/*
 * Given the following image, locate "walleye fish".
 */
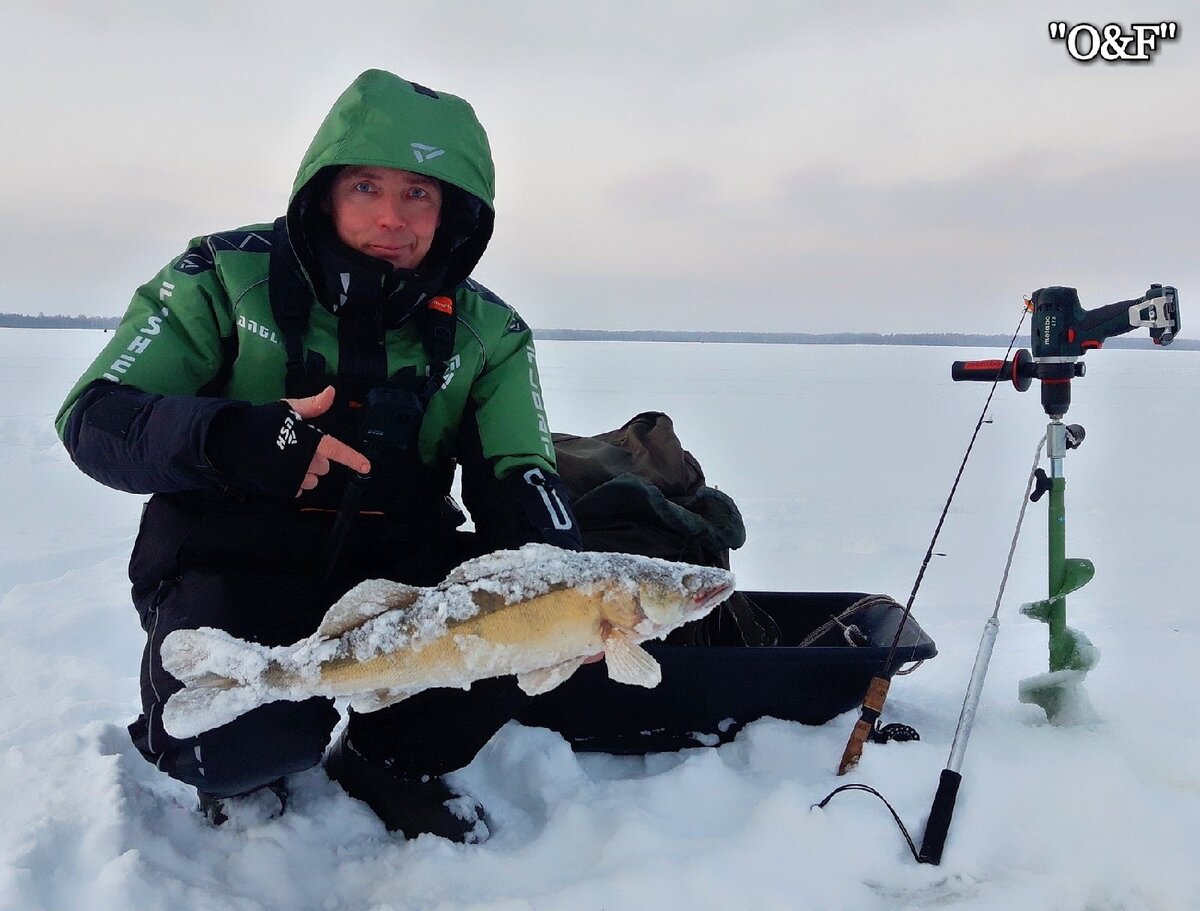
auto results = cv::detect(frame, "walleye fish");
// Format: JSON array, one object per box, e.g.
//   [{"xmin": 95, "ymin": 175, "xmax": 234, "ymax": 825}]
[{"xmin": 160, "ymin": 544, "xmax": 735, "ymax": 738}]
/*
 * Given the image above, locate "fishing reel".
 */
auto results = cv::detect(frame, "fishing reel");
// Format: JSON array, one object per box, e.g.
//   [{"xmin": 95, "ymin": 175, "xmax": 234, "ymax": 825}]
[{"xmin": 951, "ymin": 284, "xmax": 1180, "ymax": 416}]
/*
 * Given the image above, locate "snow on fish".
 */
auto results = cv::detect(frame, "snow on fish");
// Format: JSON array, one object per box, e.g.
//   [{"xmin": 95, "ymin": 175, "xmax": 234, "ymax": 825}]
[{"xmin": 160, "ymin": 544, "xmax": 735, "ymax": 738}]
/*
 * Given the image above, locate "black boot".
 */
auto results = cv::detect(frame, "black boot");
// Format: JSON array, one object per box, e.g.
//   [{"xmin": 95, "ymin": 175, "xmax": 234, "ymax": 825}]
[
  {"xmin": 198, "ymin": 777, "xmax": 289, "ymax": 826},
  {"xmin": 324, "ymin": 732, "xmax": 488, "ymax": 843}
]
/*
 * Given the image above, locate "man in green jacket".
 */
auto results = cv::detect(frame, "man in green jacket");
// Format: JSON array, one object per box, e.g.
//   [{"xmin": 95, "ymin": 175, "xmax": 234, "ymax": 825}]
[{"xmin": 56, "ymin": 70, "xmax": 581, "ymax": 841}]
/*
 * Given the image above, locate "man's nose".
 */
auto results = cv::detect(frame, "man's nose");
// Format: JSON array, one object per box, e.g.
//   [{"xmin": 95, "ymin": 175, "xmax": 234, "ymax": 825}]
[{"xmin": 377, "ymin": 195, "xmax": 408, "ymax": 229}]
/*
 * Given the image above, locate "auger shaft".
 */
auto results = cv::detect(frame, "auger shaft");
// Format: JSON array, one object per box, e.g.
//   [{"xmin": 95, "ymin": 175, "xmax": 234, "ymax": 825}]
[
  {"xmin": 1046, "ymin": 423, "xmax": 1071, "ymax": 671},
  {"xmin": 1019, "ymin": 419, "xmax": 1099, "ymax": 721}
]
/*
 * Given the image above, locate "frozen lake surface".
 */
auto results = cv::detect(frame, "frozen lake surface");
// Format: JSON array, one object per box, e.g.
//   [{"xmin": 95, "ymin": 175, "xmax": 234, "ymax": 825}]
[{"xmin": 1, "ymin": 328, "xmax": 1197, "ymax": 910}]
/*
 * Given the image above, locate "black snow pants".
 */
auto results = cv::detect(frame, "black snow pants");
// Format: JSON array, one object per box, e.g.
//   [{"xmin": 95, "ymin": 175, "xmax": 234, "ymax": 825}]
[{"xmin": 127, "ymin": 493, "xmax": 532, "ymax": 798}]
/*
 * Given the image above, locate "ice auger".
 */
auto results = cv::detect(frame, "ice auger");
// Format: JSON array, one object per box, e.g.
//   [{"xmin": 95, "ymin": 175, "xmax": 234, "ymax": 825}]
[
  {"xmin": 950, "ymin": 283, "xmax": 1178, "ymax": 721},
  {"xmin": 827, "ymin": 284, "xmax": 1180, "ymax": 866}
]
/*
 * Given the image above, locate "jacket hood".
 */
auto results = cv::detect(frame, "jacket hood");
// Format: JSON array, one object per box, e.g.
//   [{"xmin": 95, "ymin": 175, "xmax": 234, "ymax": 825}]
[
  {"xmin": 291, "ymin": 70, "xmax": 495, "ymax": 211},
  {"xmin": 287, "ymin": 70, "xmax": 496, "ymax": 314}
]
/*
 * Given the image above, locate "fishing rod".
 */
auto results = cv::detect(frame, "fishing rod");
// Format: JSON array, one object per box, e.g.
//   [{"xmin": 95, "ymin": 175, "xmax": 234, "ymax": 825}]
[
  {"xmin": 824, "ymin": 283, "xmax": 1180, "ymax": 863},
  {"xmin": 835, "ymin": 305, "xmax": 1030, "ymax": 777}
]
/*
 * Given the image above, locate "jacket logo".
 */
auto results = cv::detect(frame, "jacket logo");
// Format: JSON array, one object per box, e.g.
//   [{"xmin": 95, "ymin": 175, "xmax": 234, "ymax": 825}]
[
  {"xmin": 101, "ymin": 306, "xmax": 168, "ymax": 383},
  {"xmin": 236, "ymin": 314, "xmax": 280, "ymax": 345},
  {"xmin": 276, "ymin": 413, "xmax": 299, "ymax": 451},
  {"xmin": 440, "ymin": 354, "xmax": 461, "ymax": 390},
  {"xmin": 410, "ymin": 142, "xmax": 445, "ymax": 163},
  {"xmin": 428, "ymin": 295, "xmax": 454, "ymax": 315},
  {"xmin": 175, "ymin": 253, "xmax": 208, "ymax": 274},
  {"xmin": 526, "ymin": 345, "xmax": 553, "ymax": 458},
  {"xmin": 523, "ymin": 467, "xmax": 574, "ymax": 531}
]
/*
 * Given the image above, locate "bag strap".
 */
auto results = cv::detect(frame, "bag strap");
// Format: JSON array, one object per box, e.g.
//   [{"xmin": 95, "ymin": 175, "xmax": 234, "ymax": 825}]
[{"xmin": 268, "ymin": 217, "xmax": 315, "ymax": 398}]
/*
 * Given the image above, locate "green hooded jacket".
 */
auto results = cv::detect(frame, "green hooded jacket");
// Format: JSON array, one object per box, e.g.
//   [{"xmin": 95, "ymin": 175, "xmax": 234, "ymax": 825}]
[{"xmin": 56, "ymin": 70, "xmax": 558, "ymax": 486}]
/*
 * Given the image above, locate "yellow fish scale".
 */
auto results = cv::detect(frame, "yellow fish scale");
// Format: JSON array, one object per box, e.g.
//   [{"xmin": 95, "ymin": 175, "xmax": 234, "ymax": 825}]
[{"xmin": 314, "ymin": 587, "xmax": 618, "ymax": 695}]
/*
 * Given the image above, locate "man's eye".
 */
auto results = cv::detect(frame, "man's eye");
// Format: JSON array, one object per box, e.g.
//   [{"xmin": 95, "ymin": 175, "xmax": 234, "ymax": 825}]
[
  {"xmin": 409, "ymin": 187, "xmax": 428, "ymax": 199},
  {"xmin": 352, "ymin": 181, "xmax": 374, "ymax": 193}
]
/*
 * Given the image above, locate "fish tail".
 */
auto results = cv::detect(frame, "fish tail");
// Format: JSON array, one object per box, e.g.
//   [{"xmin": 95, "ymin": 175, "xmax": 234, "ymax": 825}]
[
  {"xmin": 159, "ymin": 627, "xmax": 282, "ymax": 739},
  {"xmin": 160, "ymin": 626, "xmax": 269, "ymax": 685}
]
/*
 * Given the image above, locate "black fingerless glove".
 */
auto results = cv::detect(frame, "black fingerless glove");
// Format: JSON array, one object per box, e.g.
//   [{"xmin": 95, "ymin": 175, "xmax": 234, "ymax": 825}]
[{"xmin": 205, "ymin": 401, "xmax": 324, "ymax": 499}]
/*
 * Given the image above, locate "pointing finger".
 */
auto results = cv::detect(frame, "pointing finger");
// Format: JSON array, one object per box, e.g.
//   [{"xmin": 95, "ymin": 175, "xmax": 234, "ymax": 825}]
[{"xmin": 315, "ymin": 434, "xmax": 371, "ymax": 475}]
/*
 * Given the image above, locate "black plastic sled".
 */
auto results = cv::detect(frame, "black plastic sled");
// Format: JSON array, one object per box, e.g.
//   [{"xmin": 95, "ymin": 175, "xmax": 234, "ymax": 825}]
[{"xmin": 517, "ymin": 590, "xmax": 938, "ymax": 754}]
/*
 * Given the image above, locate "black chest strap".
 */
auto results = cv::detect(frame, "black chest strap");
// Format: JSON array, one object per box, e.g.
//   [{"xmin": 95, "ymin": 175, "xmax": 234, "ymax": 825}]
[
  {"xmin": 416, "ymin": 294, "xmax": 457, "ymax": 403},
  {"xmin": 267, "ymin": 217, "xmax": 316, "ymax": 398},
  {"xmin": 267, "ymin": 216, "xmax": 458, "ymax": 404}
]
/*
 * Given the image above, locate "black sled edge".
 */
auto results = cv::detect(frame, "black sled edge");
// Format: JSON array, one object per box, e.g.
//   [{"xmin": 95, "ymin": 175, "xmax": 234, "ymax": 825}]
[{"xmin": 517, "ymin": 590, "xmax": 937, "ymax": 754}]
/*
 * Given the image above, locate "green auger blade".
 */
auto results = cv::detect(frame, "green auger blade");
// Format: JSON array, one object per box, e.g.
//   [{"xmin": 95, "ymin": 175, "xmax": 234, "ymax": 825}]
[
  {"xmin": 1019, "ymin": 557, "xmax": 1100, "ymax": 724},
  {"xmin": 1020, "ymin": 558, "xmax": 1095, "ymax": 617},
  {"xmin": 1018, "ymin": 665, "xmax": 1099, "ymax": 725}
]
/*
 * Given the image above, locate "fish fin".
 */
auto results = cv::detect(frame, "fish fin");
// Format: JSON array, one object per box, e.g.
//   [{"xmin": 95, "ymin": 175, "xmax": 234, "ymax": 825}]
[
  {"xmin": 603, "ymin": 630, "xmax": 662, "ymax": 688},
  {"xmin": 190, "ymin": 672, "xmax": 239, "ymax": 689},
  {"xmin": 517, "ymin": 656, "xmax": 586, "ymax": 695},
  {"xmin": 316, "ymin": 580, "xmax": 421, "ymax": 638},
  {"xmin": 348, "ymin": 688, "xmax": 415, "ymax": 714}
]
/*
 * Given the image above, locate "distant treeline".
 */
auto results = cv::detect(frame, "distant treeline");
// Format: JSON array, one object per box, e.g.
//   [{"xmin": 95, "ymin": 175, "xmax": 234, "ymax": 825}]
[
  {"xmin": 0, "ymin": 313, "xmax": 120, "ymax": 330},
  {"xmin": 538, "ymin": 328, "xmax": 1014, "ymax": 346},
  {"xmin": 537, "ymin": 328, "xmax": 1197, "ymax": 350},
  {"xmin": 2, "ymin": 314, "xmax": 1193, "ymax": 349}
]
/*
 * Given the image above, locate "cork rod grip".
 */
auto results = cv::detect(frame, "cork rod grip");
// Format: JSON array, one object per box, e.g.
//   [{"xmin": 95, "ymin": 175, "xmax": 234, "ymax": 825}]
[{"xmin": 836, "ymin": 676, "xmax": 891, "ymax": 775}]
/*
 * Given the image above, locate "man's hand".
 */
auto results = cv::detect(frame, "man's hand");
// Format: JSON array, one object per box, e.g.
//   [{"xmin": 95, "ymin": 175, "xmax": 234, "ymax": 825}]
[
  {"xmin": 283, "ymin": 386, "xmax": 371, "ymax": 496},
  {"xmin": 205, "ymin": 386, "xmax": 370, "ymax": 500}
]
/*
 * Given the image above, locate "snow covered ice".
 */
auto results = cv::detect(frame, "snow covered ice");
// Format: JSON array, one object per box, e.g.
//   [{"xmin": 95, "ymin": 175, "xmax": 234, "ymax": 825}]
[{"xmin": 2, "ymin": 328, "xmax": 1198, "ymax": 910}]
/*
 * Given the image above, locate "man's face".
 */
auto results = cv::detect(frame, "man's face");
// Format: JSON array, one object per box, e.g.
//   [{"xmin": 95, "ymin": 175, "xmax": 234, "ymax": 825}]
[{"xmin": 327, "ymin": 166, "xmax": 443, "ymax": 270}]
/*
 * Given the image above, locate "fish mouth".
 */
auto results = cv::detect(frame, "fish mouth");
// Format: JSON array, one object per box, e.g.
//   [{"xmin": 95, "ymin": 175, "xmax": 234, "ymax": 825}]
[{"xmin": 692, "ymin": 581, "xmax": 735, "ymax": 613}]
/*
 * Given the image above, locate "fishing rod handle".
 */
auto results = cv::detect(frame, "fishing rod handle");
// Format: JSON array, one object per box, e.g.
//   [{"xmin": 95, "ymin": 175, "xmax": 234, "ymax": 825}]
[
  {"xmin": 917, "ymin": 768, "xmax": 962, "ymax": 865},
  {"xmin": 837, "ymin": 718, "xmax": 874, "ymax": 776},
  {"xmin": 836, "ymin": 675, "xmax": 891, "ymax": 775},
  {"xmin": 951, "ymin": 349, "xmax": 1033, "ymax": 392}
]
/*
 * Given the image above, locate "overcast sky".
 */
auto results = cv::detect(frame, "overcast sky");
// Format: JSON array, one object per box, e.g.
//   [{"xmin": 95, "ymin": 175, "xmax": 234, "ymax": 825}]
[{"xmin": 3, "ymin": 1, "xmax": 1196, "ymax": 334}]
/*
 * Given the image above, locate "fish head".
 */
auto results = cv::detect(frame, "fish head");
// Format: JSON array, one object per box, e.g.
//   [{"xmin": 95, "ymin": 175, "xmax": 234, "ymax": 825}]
[{"xmin": 599, "ymin": 557, "xmax": 736, "ymax": 639}]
